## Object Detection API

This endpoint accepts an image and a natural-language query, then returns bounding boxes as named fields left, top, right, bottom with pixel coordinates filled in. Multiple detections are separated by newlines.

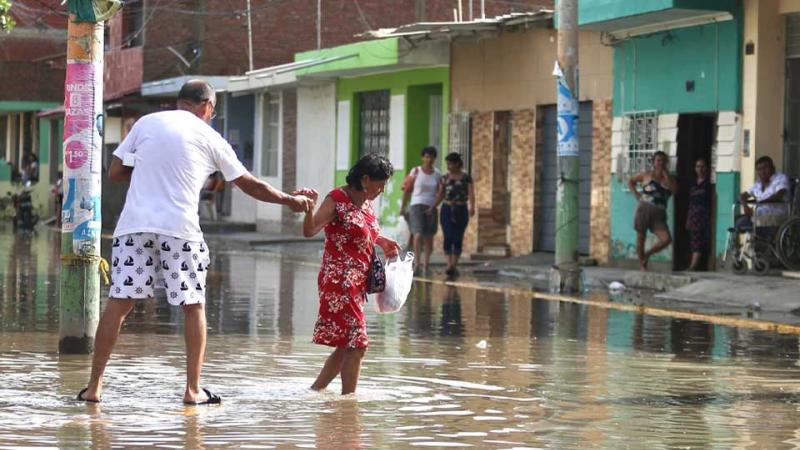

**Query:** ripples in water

left=1, top=229, right=800, bottom=448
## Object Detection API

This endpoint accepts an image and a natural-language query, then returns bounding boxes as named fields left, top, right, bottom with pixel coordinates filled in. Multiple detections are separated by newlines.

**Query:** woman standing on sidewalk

left=629, top=151, right=678, bottom=271
left=686, top=158, right=712, bottom=271
left=401, top=146, right=442, bottom=274
left=302, top=153, right=400, bottom=395
left=432, top=153, right=474, bottom=277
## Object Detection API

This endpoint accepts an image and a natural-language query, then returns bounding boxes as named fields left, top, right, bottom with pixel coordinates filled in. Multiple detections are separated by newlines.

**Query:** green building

left=295, top=37, right=449, bottom=238
left=580, top=0, right=743, bottom=270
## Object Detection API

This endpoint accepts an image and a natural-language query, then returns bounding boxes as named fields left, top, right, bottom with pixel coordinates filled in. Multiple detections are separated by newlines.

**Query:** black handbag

left=366, top=250, right=386, bottom=294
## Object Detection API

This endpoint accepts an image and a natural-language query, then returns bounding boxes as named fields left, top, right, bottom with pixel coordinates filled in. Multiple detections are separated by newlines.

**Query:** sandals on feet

left=76, top=387, right=101, bottom=403
left=183, top=388, right=222, bottom=406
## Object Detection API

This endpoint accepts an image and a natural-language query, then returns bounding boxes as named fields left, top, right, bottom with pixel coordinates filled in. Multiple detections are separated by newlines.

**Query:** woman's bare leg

left=340, top=348, right=367, bottom=395
left=311, top=347, right=346, bottom=391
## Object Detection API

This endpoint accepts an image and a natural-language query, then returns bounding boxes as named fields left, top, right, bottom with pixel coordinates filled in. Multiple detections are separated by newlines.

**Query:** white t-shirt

left=410, top=167, right=442, bottom=207
left=748, top=172, right=791, bottom=225
left=112, top=110, right=248, bottom=241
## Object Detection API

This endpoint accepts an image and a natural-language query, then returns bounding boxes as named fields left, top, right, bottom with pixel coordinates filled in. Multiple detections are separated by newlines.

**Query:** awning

left=0, top=101, right=60, bottom=113
left=141, top=75, right=230, bottom=97
left=228, top=56, right=356, bottom=93
left=361, top=10, right=553, bottom=40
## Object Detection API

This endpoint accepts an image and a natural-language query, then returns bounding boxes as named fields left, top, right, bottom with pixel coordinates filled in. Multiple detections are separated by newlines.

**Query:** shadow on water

left=2, top=228, right=800, bottom=448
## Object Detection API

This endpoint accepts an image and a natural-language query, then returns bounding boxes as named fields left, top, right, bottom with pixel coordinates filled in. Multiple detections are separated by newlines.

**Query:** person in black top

left=686, top=158, right=712, bottom=270
left=431, top=153, right=475, bottom=277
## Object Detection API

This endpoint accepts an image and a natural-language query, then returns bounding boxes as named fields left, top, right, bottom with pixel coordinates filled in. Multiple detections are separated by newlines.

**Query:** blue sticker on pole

left=554, top=62, right=579, bottom=157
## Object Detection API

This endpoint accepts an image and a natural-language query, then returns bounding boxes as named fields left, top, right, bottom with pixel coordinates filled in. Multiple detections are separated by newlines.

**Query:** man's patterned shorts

left=109, top=233, right=211, bottom=306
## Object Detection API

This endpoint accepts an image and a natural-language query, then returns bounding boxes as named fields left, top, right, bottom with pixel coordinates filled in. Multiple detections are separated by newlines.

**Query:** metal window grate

left=623, top=111, right=658, bottom=175
left=358, top=90, right=390, bottom=157
left=788, top=13, right=800, bottom=59
left=448, top=111, right=472, bottom=173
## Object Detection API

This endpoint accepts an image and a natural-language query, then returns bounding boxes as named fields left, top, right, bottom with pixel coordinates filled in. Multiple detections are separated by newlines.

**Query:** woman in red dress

left=302, top=154, right=400, bottom=394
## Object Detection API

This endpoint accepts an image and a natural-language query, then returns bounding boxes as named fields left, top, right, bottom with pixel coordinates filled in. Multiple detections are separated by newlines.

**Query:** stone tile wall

left=510, top=109, right=535, bottom=256
left=590, top=99, right=613, bottom=263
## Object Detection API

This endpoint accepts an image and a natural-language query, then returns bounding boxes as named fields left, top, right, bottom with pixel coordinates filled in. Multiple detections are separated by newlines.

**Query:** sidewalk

left=203, top=226, right=800, bottom=326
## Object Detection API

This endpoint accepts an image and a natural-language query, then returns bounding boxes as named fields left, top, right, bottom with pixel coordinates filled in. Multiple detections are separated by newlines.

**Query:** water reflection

left=1, top=229, right=800, bottom=448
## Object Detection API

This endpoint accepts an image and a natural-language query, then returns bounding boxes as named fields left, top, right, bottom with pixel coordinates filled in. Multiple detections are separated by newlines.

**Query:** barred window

left=358, top=90, right=390, bottom=157
left=624, top=111, right=658, bottom=175
left=448, top=112, right=472, bottom=173
left=260, top=93, right=280, bottom=178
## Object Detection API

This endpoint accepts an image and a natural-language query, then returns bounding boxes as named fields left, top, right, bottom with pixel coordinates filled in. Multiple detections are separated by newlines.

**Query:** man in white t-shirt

left=77, top=80, right=315, bottom=405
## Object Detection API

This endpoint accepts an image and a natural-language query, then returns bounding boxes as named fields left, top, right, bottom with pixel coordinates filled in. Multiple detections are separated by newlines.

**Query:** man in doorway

left=738, top=156, right=791, bottom=236
left=77, top=79, right=315, bottom=405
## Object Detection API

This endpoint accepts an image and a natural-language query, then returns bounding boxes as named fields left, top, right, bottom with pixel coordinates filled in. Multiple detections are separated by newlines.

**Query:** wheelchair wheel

left=732, top=259, right=748, bottom=275
left=777, top=217, right=800, bottom=271
left=753, top=257, right=770, bottom=276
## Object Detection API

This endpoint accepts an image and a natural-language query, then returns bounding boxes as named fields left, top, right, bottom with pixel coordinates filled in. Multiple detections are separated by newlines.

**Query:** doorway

left=674, top=113, right=716, bottom=271
left=477, top=111, right=511, bottom=255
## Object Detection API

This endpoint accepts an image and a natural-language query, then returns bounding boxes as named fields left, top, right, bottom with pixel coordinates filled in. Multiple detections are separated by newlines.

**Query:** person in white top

left=400, top=146, right=441, bottom=274
left=738, top=155, right=792, bottom=232
left=77, top=80, right=315, bottom=406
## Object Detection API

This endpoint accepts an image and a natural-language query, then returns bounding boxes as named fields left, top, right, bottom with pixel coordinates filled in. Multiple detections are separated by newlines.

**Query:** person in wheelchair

left=736, top=156, right=791, bottom=238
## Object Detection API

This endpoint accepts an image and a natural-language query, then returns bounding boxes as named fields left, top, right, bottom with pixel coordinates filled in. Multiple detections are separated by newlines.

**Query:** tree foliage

left=0, top=0, right=15, bottom=32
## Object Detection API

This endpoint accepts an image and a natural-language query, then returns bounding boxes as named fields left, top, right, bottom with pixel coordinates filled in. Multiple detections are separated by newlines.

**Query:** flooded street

left=2, top=228, right=800, bottom=449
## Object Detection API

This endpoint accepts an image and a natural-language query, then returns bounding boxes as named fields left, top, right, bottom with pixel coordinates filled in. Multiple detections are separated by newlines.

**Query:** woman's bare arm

left=303, top=195, right=337, bottom=237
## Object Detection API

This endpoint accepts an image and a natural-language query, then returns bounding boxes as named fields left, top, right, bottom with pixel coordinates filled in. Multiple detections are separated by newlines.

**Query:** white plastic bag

left=373, top=252, right=415, bottom=313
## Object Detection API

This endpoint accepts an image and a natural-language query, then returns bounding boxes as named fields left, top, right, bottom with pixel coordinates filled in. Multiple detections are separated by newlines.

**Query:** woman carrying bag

left=302, top=153, right=401, bottom=395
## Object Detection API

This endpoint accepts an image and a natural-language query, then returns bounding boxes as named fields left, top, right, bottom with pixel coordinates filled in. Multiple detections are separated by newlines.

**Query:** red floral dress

left=312, top=188, right=379, bottom=349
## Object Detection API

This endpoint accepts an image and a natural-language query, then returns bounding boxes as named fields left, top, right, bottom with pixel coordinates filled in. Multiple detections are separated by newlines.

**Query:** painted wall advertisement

left=62, top=60, right=103, bottom=256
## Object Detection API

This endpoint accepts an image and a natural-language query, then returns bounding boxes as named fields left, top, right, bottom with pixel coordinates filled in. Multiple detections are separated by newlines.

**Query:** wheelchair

left=721, top=178, right=800, bottom=275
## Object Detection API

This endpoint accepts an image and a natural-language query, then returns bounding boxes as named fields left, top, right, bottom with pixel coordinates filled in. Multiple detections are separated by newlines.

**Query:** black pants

left=440, top=204, right=469, bottom=256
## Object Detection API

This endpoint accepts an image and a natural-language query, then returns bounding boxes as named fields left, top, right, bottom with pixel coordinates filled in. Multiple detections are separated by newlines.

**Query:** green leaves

left=0, top=0, right=16, bottom=32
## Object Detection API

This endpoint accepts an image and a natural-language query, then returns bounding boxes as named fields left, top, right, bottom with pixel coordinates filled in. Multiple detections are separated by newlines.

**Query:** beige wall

left=780, top=0, right=800, bottom=14
left=451, top=29, right=613, bottom=113
left=742, top=0, right=787, bottom=190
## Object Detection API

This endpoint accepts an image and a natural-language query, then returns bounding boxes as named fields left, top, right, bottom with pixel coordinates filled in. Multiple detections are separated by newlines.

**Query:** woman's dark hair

left=445, top=152, right=463, bottom=168
left=346, top=153, right=394, bottom=191
left=652, top=151, right=668, bottom=161
left=421, top=146, right=438, bottom=159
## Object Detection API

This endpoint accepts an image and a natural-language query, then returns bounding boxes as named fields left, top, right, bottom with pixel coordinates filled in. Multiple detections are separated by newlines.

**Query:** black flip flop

left=183, top=388, right=221, bottom=406
left=76, top=387, right=101, bottom=403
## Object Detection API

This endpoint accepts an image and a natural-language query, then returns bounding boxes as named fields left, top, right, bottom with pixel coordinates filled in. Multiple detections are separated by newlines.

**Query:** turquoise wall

left=613, top=20, right=742, bottom=116
left=609, top=173, right=739, bottom=265
left=609, top=178, right=674, bottom=263
left=580, top=0, right=734, bottom=26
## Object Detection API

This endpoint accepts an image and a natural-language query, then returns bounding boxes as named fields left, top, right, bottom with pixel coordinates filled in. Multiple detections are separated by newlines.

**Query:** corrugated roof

left=360, top=10, right=553, bottom=40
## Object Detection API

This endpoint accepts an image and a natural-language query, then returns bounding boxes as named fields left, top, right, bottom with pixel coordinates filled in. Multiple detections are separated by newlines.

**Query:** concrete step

left=623, top=271, right=697, bottom=292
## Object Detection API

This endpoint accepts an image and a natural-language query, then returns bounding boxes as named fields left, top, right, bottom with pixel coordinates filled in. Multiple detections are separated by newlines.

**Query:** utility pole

left=316, top=0, right=321, bottom=50
left=59, top=0, right=121, bottom=354
left=554, top=0, right=580, bottom=293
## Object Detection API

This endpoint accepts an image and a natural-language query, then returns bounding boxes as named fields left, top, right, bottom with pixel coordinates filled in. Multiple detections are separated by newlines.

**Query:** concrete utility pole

left=554, top=0, right=580, bottom=293
left=59, top=0, right=121, bottom=354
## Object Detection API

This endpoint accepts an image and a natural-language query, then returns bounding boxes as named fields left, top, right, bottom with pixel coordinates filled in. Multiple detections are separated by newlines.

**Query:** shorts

left=109, top=233, right=211, bottom=306
left=408, top=204, right=438, bottom=236
left=634, top=202, right=669, bottom=234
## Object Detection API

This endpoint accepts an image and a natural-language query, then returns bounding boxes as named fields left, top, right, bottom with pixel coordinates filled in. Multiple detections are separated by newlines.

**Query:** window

left=624, top=111, right=658, bottom=175
left=121, top=2, right=144, bottom=48
left=448, top=111, right=472, bottom=173
left=358, top=90, right=390, bottom=157
left=260, top=93, right=280, bottom=178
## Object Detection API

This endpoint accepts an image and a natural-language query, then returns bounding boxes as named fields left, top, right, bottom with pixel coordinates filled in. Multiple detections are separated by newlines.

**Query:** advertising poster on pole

left=62, top=59, right=103, bottom=256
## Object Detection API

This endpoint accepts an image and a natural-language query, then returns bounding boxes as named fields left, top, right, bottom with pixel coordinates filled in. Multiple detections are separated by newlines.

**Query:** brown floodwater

left=2, top=228, right=800, bottom=449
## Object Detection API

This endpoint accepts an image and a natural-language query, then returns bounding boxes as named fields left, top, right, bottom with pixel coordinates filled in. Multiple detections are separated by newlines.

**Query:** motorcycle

left=9, top=187, right=39, bottom=232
